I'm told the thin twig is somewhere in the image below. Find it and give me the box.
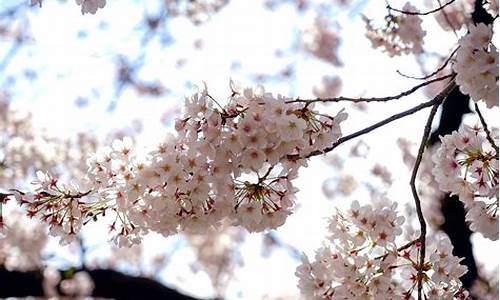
[409,81,456,300]
[265,232,302,260]
[374,239,418,260]
[286,74,453,105]
[287,79,455,160]
[77,236,88,270]
[259,165,275,183]
[397,47,458,80]
[474,102,499,156]
[437,0,459,38]
[387,0,456,16]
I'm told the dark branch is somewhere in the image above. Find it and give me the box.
[397,47,458,80]
[474,103,499,155]
[440,195,478,289]
[409,81,456,300]
[387,0,456,16]
[286,74,453,104]
[429,81,479,291]
[288,76,455,160]
[0,267,208,300]
[432,2,495,292]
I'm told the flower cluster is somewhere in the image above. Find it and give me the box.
[432,124,499,240]
[18,84,347,246]
[12,172,95,245]
[302,17,343,66]
[364,2,426,57]
[453,23,499,108]
[295,197,468,299]
[86,137,149,246]
[76,0,106,14]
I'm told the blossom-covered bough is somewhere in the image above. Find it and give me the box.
[0,0,499,299]
[295,198,468,299]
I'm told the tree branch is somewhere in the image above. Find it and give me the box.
[386,0,456,16]
[287,77,455,160]
[474,102,498,156]
[0,267,209,300]
[409,81,456,300]
[286,74,453,104]
[397,47,458,80]
[431,1,495,294]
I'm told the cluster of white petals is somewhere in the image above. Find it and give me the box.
[303,17,343,66]
[296,197,468,300]
[75,0,106,15]
[12,171,93,245]
[16,84,347,246]
[453,23,499,108]
[432,124,499,240]
[365,2,426,56]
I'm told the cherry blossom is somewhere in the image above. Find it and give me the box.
[302,17,343,66]
[296,197,468,299]
[364,2,426,56]
[453,23,499,108]
[432,124,499,240]
[15,84,347,246]
[12,171,93,245]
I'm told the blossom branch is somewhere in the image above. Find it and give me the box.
[397,46,459,80]
[286,74,453,105]
[474,102,499,156]
[386,0,456,16]
[409,81,457,300]
[264,232,302,260]
[373,239,418,260]
[289,78,456,160]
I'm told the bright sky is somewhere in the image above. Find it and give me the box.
[1,0,498,299]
